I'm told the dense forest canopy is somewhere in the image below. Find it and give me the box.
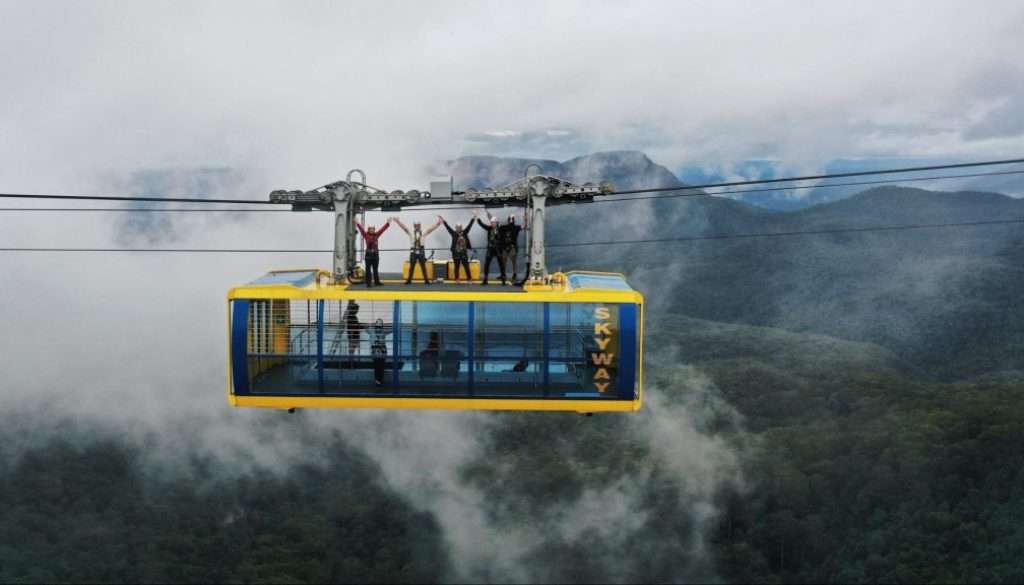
[3,314,1023,583]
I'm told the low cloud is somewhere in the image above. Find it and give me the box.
[964,98,1024,141]
[105,167,250,245]
[307,372,749,583]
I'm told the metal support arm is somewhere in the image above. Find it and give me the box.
[268,169,613,285]
[332,187,356,283]
[527,177,551,281]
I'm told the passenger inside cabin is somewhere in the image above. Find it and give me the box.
[419,331,440,379]
[371,318,389,386]
[506,359,529,372]
[344,301,363,355]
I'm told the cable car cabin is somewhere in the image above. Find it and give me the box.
[227,270,644,413]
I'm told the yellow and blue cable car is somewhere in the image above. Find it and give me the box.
[228,270,643,413]
[228,169,643,412]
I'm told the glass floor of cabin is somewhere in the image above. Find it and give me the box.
[346,282,528,293]
[345,273,528,293]
[247,361,612,399]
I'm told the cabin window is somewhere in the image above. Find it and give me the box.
[547,303,624,398]
[472,303,545,397]
[395,301,471,396]
[236,298,636,400]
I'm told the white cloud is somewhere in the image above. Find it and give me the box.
[2,0,1022,194]
[484,130,522,138]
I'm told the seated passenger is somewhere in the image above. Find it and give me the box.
[503,359,529,373]
[418,332,440,379]
[441,350,462,380]
[418,352,439,379]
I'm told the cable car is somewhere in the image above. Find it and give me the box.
[228,270,643,413]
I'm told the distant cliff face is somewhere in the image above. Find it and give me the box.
[437,150,696,246]
[560,151,682,191]
[437,150,681,192]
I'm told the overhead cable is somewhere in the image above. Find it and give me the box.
[3,217,1021,253]
[1,158,1021,207]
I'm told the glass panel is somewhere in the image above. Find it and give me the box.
[473,303,544,397]
[395,301,471,396]
[567,273,633,291]
[248,299,320,395]
[548,303,624,399]
[322,299,395,394]
[247,299,399,396]
[250,270,319,287]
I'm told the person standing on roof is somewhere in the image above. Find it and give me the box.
[354,217,391,287]
[474,210,507,285]
[499,210,528,284]
[440,215,474,283]
[393,216,442,284]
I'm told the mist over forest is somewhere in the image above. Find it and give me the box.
[2,149,1024,584]
[3,1,1024,581]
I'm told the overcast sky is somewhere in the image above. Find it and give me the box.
[2,0,1023,193]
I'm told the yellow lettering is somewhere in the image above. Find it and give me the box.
[594,382,610,393]
[594,368,610,380]
[596,338,612,350]
[594,322,612,336]
[591,353,615,365]
[595,307,611,320]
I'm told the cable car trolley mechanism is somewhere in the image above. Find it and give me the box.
[227,168,644,413]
